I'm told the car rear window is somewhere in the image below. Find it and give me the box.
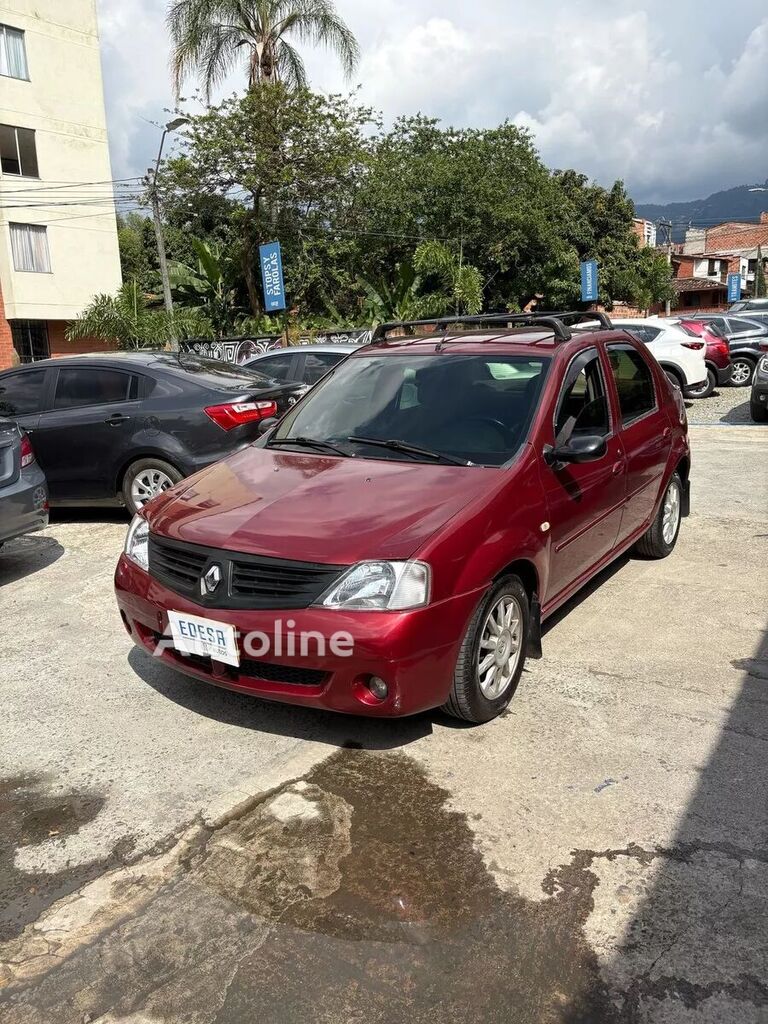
[151,354,277,391]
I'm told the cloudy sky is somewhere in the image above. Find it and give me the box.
[97,0,768,205]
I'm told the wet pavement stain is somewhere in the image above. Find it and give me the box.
[0,751,620,1023]
[0,775,107,942]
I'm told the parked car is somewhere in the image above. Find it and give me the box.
[0,352,306,515]
[684,314,768,386]
[729,298,768,316]
[750,355,768,423]
[0,419,48,549]
[116,311,690,724]
[668,318,732,398]
[243,344,359,386]
[608,318,708,396]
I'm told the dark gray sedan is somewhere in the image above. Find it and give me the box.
[0,419,48,549]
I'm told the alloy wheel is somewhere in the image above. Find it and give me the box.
[131,468,174,509]
[662,479,681,545]
[730,360,754,386]
[477,594,523,699]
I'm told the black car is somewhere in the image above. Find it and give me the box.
[750,354,768,423]
[686,314,768,387]
[0,352,304,514]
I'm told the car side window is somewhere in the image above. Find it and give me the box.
[555,352,610,439]
[53,368,133,410]
[607,346,656,426]
[303,351,340,384]
[251,353,295,380]
[0,369,47,416]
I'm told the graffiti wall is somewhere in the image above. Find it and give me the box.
[180,328,372,365]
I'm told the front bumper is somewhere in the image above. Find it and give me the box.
[115,555,484,717]
[0,464,49,544]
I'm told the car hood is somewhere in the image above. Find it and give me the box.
[147,446,498,564]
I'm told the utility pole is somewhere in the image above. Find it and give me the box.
[147,117,189,348]
[658,219,674,317]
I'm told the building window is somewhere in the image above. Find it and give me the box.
[0,123,38,177]
[9,223,51,273]
[707,259,717,276]
[0,23,29,80]
[10,321,50,363]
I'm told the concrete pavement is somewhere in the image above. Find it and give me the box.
[0,424,766,1022]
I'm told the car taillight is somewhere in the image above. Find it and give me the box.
[681,341,704,350]
[204,400,278,430]
[759,341,768,352]
[20,434,35,468]
[713,340,729,358]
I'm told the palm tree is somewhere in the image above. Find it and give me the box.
[167,0,360,99]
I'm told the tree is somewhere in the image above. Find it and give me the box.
[613,247,675,314]
[755,245,766,299]
[168,0,359,99]
[66,280,214,349]
[168,237,243,334]
[160,85,374,316]
[412,241,483,316]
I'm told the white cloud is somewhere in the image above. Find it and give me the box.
[97,0,768,203]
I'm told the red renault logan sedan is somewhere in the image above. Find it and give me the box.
[115,312,690,723]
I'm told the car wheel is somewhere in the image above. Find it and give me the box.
[442,576,529,724]
[750,398,768,423]
[634,472,683,559]
[122,458,183,516]
[730,357,755,387]
[686,368,716,399]
[664,369,683,392]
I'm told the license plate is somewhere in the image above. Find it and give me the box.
[167,610,240,667]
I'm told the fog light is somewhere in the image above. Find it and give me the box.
[367,676,389,700]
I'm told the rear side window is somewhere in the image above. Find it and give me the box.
[54,368,133,409]
[250,353,295,380]
[0,369,47,415]
[303,351,341,384]
[607,346,656,425]
[555,352,610,439]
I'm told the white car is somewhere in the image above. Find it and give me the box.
[610,318,708,396]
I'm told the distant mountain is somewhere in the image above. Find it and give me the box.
[635,182,768,242]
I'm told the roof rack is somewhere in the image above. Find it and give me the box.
[370,310,613,346]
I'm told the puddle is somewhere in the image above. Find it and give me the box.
[1,752,618,1023]
[0,775,106,942]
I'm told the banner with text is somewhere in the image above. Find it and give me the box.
[259,241,286,312]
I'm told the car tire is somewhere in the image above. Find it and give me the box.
[686,368,716,400]
[122,458,183,516]
[664,369,683,392]
[750,398,768,423]
[730,357,755,388]
[634,471,683,559]
[442,576,529,724]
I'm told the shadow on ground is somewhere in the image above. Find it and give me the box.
[0,535,63,588]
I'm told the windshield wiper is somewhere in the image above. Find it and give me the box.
[266,436,353,457]
[347,436,471,466]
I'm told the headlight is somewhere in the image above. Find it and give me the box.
[124,513,149,570]
[757,356,768,378]
[319,560,430,610]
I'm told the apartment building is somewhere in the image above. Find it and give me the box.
[0,0,122,370]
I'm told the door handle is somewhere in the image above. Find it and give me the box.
[105,413,129,425]
[612,458,625,475]
[662,426,671,439]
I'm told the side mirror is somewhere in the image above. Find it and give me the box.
[257,416,278,436]
[543,434,607,467]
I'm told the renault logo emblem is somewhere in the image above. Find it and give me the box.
[201,564,222,596]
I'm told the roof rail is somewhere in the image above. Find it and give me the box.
[370,310,613,345]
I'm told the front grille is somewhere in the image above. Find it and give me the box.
[148,534,346,610]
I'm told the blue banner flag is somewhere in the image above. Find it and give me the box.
[727,273,742,304]
[580,260,599,303]
[259,241,286,312]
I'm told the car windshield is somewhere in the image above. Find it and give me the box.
[270,352,550,467]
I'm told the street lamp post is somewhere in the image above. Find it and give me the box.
[147,117,189,347]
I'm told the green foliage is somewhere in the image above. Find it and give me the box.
[66,280,214,349]
[168,237,243,334]
[167,0,359,98]
[755,246,766,299]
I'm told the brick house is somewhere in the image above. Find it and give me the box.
[681,213,768,300]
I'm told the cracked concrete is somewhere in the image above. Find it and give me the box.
[0,424,766,1022]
